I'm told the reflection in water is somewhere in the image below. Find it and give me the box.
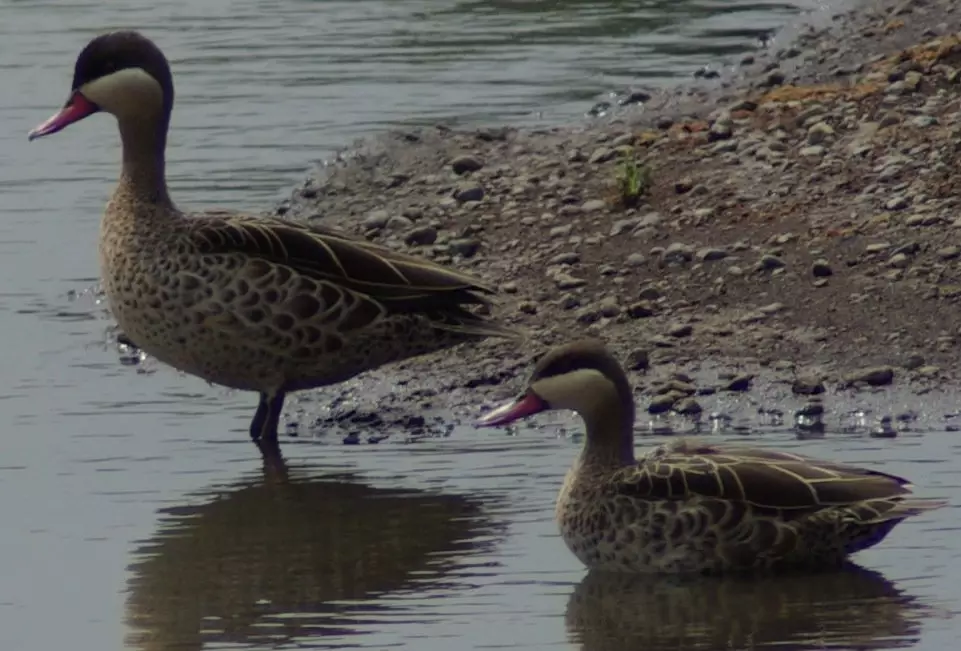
[125,464,502,650]
[566,564,927,650]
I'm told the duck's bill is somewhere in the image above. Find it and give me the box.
[476,392,547,427]
[28,92,99,141]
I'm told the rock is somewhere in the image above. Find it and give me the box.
[626,349,650,371]
[363,209,390,230]
[451,154,484,175]
[888,252,910,268]
[588,147,615,164]
[454,184,484,203]
[625,253,647,267]
[387,215,413,230]
[448,238,481,258]
[799,145,825,157]
[917,365,941,377]
[668,323,693,338]
[910,115,938,128]
[647,394,676,414]
[796,400,825,417]
[811,259,833,277]
[673,398,703,416]
[902,353,925,370]
[662,242,695,264]
[696,247,728,262]
[758,254,786,271]
[627,302,655,319]
[792,377,825,395]
[762,70,786,87]
[885,195,910,210]
[843,366,894,387]
[550,252,580,265]
[610,218,640,236]
[654,115,674,130]
[555,274,587,290]
[575,307,601,324]
[724,374,754,392]
[404,226,438,246]
[581,199,607,212]
[708,119,733,142]
[806,122,835,145]
[599,298,621,318]
[936,245,960,260]
[675,177,694,194]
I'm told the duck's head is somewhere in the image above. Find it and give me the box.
[29,30,174,141]
[476,339,634,428]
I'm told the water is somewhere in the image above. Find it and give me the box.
[2,0,961,649]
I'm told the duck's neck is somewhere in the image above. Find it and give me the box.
[117,117,173,208]
[579,396,636,469]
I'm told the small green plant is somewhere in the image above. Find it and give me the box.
[616,157,652,208]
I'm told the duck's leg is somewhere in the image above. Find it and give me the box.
[250,391,286,457]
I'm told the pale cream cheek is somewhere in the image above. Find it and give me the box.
[533,370,618,416]
[79,68,164,119]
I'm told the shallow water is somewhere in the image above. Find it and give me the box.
[3,0,961,649]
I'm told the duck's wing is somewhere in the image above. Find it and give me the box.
[611,439,920,514]
[186,212,519,339]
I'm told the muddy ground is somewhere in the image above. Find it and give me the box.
[118,0,961,440]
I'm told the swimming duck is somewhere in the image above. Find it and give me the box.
[29,30,517,455]
[477,340,944,573]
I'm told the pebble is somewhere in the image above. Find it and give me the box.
[448,238,481,258]
[792,377,826,395]
[796,400,825,417]
[647,394,676,414]
[625,253,647,267]
[451,154,484,175]
[555,274,587,290]
[758,254,786,271]
[811,259,833,277]
[708,117,733,142]
[843,366,895,387]
[673,398,703,416]
[581,199,607,213]
[696,247,728,262]
[404,226,438,246]
[885,195,910,210]
[806,122,835,145]
[454,184,485,203]
[363,209,390,230]
[724,374,754,392]
[626,349,650,371]
[588,147,615,164]
[627,302,655,319]
[937,245,960,260]
[675,177,694,194]
[663,243,695,264]
[668,323,693,338]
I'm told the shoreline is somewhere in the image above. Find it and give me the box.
[134,0,961,439]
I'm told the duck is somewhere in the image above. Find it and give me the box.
[476,339,944,574]
[28,30,518,456]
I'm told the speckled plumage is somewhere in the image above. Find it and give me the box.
[32,30,518,454]
[479,340,944,574]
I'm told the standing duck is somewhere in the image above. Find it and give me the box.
[477,340,944,573]
[28,30,517,455]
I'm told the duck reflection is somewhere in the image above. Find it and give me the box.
[566,564,927,651]
[125,463,501,650]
